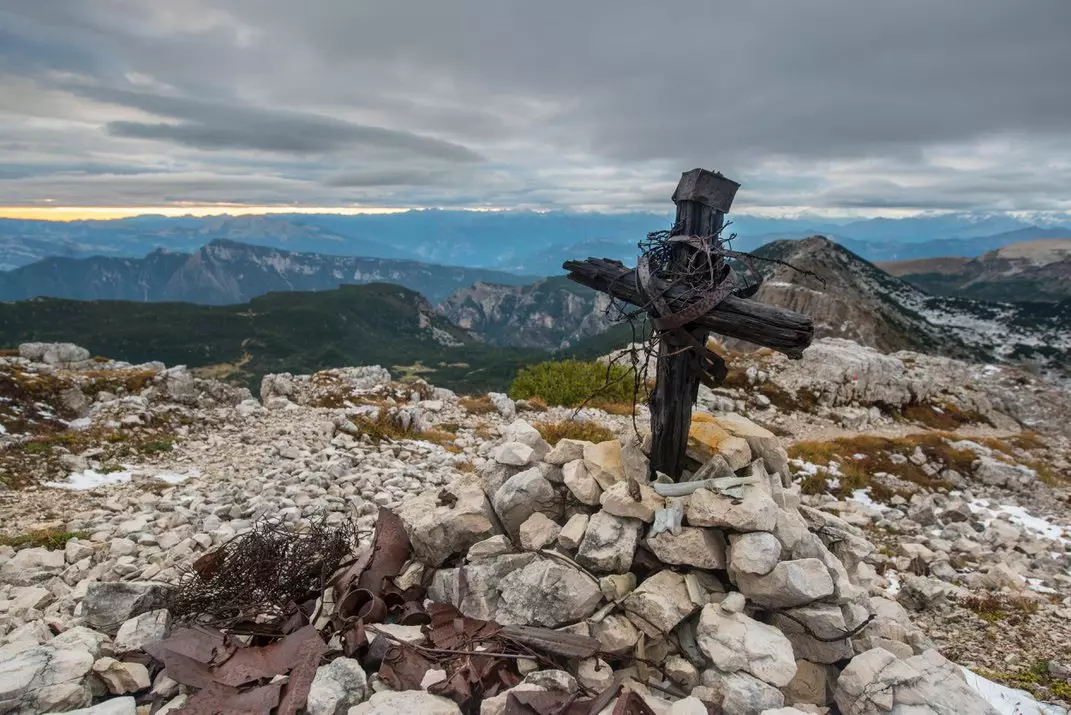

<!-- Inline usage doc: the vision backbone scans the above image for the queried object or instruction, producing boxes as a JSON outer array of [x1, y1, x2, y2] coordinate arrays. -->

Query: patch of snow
[[969, 499, 1071, 544], [45, 468, 134, 490], [960, 667, 1069, 715], [0, 423, 5, 434], [1026, 578, 1058, 595], [849, 488, 889, 512], [45, 467, 199, 491], [66, 417, 93, 431], [885, 569, 902, 597]]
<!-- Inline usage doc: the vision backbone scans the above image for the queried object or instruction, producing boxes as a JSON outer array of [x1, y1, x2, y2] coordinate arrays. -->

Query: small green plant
[[509, 360, 636, 408], [534, 420, 615, 446], [0, 528, 89, 550], [138, 439, 174, 453]]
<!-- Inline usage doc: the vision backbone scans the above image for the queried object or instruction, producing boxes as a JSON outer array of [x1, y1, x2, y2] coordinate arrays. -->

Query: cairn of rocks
[[394, 416, 1003, 714]]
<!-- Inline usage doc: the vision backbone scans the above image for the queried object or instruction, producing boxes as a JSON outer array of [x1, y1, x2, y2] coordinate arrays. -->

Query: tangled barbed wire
[[169, 514, 357, 631], [575, 221, 822, 441]]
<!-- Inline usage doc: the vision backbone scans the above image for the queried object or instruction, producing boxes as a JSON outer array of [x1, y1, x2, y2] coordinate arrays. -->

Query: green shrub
[[509, 360, 636, 407]]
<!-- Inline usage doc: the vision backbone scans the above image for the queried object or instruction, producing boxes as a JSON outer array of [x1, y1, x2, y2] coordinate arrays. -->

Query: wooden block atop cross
[[563, 168, 814, 481]]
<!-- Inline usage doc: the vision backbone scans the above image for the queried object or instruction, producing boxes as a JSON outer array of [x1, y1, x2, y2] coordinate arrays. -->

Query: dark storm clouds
[[1, 0, 1069, 212]]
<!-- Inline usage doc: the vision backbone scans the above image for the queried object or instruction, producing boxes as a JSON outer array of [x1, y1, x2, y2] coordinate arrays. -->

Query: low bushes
[[509, 360, 637, 408]]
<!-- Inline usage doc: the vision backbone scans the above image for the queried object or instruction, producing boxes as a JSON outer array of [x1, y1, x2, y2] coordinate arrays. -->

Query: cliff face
[[439, 276, 618, 350]]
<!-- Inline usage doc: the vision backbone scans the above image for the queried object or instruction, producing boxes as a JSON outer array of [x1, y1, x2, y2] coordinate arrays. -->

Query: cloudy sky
[[2, 1, 1070, 218]]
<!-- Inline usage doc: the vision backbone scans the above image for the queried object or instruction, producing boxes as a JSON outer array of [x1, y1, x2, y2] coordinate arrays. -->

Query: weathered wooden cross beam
[[563, 168, 814, 481]]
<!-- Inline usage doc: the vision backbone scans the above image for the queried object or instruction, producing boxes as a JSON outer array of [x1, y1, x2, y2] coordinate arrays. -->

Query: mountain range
[[0, 239, 536, 305], [879, 239, 1071, 303], [2, 211, 1068, 273]]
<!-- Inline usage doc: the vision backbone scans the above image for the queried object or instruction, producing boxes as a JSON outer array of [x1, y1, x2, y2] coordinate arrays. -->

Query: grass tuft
[[534, 420, 615, 446], [509, 360, 637, 408], [0, 527, 89, 550]]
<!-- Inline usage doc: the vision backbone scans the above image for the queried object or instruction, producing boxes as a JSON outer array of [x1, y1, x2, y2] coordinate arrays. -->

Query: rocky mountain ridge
[[880, 238, 1071, 303], [0, 238, 536, 305]]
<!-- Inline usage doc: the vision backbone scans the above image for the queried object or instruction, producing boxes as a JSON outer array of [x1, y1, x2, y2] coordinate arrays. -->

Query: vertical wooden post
[[648, 169, 739, 480]]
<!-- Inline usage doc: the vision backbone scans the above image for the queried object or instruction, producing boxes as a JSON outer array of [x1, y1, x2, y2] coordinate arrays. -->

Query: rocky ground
[[0, 339, 1068, 714]]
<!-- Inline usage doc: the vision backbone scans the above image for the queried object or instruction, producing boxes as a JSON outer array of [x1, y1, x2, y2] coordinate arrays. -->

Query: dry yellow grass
[[459, 396, 498, 414], [534, 420, 615, 446]]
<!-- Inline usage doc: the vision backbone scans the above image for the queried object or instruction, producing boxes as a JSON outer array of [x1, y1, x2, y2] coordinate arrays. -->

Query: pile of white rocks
[[393, 416, 1004, 714]]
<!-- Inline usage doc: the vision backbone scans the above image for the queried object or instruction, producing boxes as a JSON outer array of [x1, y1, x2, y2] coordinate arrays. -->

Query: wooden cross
[[563, 168, 814, 481]]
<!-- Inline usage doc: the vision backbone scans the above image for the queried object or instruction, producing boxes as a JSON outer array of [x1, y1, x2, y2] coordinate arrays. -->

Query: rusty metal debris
[[146, 625, 327, 715]]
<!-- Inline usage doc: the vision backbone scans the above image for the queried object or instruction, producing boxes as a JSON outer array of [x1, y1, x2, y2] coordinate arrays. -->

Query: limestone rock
[[544, 439, 589, 466], [701, 668, 785, 715], [576, 511, 641, 573], [583, 440, 626, 489], [398, 481, 500, 567], [349, 690, 462, 715], [458, 554, 536, 620], [492, 468, 563, 539], [714, 413, 790, 478], [65, 697, 138, 714], [0, 547, 65, 586], [307, 657, 369, 715], [501, 420, 551, 461], [496, 559, 602, 627], [590, 614, 640, 654], [563, 459, 602, 505], [519, 513, 562, 551], [735, 559, 834, 609], [782, 659, 837, 707], [835, 648, 999, 715], [646, 527, 727, 569], [92, 657, 151, 694], [113, 609, 171, 653], [492, 442, 535, 467], [0, 643, 95, 712], [467, 535, 514, 562], [599, 481, 664, 522], [687, 485, 778, 532], [729, 532, 783, 576], [557, 514, 588, 550], [83, 582, 171, 635], [688, 413, 753, 471], [770, 604, 854, 664], [622, 570, 697, 637], [697, 605, 798, 687]]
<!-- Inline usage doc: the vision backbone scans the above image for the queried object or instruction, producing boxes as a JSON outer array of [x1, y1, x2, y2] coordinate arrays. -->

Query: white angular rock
[[599, 481, 664, 522], [492, 468, 563, 539], [697, 605, 798, 687], [397, 481, 500, 567], [0, 547, 65, 586], [714, 413, 791, 478], [735, 559, 835, 609], [701, 668, 785, 715], [92, 657, 151, 694], [590, 614, 640, 654], [65, 697, 138, 715], [770, 604, 854, 664], [492, 442, 535, 467], [349, 689, 462, 714], [0, 643, 95, 712], [835, 648, 1000, 715], [563, 459, 602, 505], [519, 513, 562, 551], [502, 420, 551, 461], [576, 511, 641, 573], [583, 440, 626, 489], [113, 609, 171, 654], [622, 570, 698, 637], [307, 657, 369, 715], [646, 527, 727, 569], [496, 559, 602, 627], [687, 486, 778, 532], [467, 535, 515, 562], [557, 514, 589, 550], [544, 439, 589, 466], [458, 554, 536, 620], [729, 532, 783, 576], [83, 582, 170, 634]]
